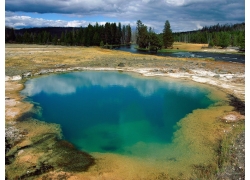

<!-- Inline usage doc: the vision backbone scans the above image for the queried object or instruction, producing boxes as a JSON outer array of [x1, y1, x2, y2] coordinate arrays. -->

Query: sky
[[4, 0, 245, 33]]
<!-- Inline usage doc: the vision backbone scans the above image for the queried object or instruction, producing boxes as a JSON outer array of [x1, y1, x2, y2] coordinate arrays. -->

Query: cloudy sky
[[4, 0, 245, 33]]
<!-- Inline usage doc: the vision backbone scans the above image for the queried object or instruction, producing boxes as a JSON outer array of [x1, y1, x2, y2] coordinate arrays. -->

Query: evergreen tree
[[117, 23, 122, 44], [23, 31, 31, 43], [5, 27, 16, 42], [219, 32, 230, 48], [136, 20, 149, 48], [104, 22, 111, 44], [60, 32, 65, 45], [110, 23, 117, 44], [52, 36, 58, 45], [238, 31, 245, 50], [78, 27, 84, 45], [125, 25, 132, 44], [212, 32, 221, 46], [122, 25, 126, 44], [65, 31, 73, 45], [163, 20, 174, 48], [92, 32, 100, 46], [148, 28, 162, 51], [100, 40, 104, 47], [231, 33, 238, 47]]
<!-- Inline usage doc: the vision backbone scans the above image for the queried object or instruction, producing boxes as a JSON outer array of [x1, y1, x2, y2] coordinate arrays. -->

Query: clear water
[[22, 71, 215, 156]]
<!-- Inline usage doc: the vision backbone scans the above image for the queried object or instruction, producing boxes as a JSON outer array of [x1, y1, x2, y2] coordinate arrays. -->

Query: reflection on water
[[23, 71, 203, 97], [22, 71, 215, 156]]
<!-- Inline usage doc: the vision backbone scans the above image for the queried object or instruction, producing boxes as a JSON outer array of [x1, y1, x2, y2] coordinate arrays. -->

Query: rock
[[18, 150, 24, 156], [55, 64, 66, 68], [37, 69, 54, 75], [118, 63, 125, 67], [12, 75, 22, 81], [220, 70, 228, 74], [22, 72, 32, 78], [213, 74, 220, 78], [5, 76, 11, 81], [220, 112, 245, 122], [168, 69, 175, 73]]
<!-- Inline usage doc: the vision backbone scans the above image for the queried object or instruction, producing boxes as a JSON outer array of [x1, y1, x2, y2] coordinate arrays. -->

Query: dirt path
[[5, 44, 245, 179]]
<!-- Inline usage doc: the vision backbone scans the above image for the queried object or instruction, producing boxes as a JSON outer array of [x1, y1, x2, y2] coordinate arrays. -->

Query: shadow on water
[[115, 44, 245, 64]]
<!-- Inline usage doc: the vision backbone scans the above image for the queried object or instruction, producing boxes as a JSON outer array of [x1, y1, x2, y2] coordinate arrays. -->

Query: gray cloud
[[5, 0, 245, 32]]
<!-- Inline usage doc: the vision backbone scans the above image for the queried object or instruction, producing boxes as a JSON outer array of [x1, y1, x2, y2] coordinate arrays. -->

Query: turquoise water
[[22, 71, 214, 156]]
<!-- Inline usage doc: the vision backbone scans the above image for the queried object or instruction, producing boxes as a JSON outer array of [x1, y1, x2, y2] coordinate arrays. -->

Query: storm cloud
[[5, 0, 245, 32]]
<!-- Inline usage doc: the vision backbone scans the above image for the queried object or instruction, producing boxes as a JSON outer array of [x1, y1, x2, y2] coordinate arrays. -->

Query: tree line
[[173, 23, 245, 50], [6, 19, 175, 51], [5, 22, 132, 47], [6, 21, 244, 50]]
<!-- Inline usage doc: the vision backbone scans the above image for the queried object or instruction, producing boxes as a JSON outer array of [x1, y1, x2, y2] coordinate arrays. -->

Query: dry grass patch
[[172, 42, 208, 51]]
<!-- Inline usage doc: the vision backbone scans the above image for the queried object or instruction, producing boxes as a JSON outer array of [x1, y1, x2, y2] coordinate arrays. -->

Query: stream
[[114, 45, 245, 64]]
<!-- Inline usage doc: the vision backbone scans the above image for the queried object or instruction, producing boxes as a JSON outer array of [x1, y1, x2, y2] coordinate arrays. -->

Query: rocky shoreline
[[5, 44, 245, 179]]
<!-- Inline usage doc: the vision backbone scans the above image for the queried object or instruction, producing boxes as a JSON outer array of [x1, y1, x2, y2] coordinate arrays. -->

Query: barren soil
[[5, 43, 245, 179]]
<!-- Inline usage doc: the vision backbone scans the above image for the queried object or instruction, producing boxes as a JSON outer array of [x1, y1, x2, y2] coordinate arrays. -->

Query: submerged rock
[[5, 120, 95, 179]]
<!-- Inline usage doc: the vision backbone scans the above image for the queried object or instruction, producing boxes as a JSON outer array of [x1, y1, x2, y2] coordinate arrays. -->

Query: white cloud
[[165, 0, 185, 6], [5, 14, 101, 28], [196, 23, 203, 30]]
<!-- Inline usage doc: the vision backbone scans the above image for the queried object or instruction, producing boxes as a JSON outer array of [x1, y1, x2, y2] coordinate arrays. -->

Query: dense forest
[[5, 19, 173, 52], [173, 23, 245, 49], [5, 22, 132, 47], [5, 21, 244, 50]]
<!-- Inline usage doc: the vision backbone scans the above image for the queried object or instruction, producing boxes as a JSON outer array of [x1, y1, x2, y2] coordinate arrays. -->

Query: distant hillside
[[5, 26, 84, 43]]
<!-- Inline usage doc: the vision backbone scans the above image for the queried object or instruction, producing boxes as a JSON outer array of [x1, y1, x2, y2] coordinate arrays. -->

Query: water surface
[[115, 44, 245, 63], [22, 71, 216, 157]]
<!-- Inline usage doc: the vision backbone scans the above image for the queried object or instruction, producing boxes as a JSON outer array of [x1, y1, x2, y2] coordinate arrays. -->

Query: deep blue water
[[114, 45, 245, 63], [21, 71, 215, 155]]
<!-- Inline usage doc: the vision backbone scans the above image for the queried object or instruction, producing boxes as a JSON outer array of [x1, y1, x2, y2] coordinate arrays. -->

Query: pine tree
[[52, 36, 58, 45], [92, 32, 100, 46], [104, 22, 111, 44], [163, 20, 174, 48], [148, 29, 162, 51], [238, 31, 245, 50], [117, 23, 122, 44], [219, 31, 230, 48], [122, 25, 126, 44], [136, 20, 149, 48], [125, 25, 132, 44]]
